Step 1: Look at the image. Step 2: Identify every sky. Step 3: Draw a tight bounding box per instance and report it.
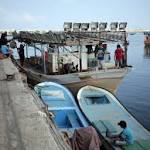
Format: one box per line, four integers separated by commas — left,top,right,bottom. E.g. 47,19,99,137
0,0,150,30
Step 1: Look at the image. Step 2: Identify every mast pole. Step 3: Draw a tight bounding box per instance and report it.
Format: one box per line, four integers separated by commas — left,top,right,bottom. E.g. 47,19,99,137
57,46,60,74
124,31,128,67
34,43,36,57
42,44,46,74
26,44,28,59
79,39,82,72
34,43,37,65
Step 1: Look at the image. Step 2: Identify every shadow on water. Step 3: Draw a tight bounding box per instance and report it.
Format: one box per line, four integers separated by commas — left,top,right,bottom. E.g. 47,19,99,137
144,45,150,57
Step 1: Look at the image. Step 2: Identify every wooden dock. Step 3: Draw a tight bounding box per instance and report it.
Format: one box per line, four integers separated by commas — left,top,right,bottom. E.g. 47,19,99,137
0,58,70,150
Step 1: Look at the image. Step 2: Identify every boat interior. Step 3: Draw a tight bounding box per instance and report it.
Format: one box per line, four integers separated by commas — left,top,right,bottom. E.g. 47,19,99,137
51,109,84,129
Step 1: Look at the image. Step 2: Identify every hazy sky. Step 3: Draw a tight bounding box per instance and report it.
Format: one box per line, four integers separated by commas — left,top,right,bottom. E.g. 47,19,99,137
0,0,149,30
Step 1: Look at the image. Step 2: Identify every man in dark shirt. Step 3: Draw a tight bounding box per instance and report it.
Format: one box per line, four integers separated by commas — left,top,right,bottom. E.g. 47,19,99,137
17,44,25,66
0,32,8,47
114,44,124,68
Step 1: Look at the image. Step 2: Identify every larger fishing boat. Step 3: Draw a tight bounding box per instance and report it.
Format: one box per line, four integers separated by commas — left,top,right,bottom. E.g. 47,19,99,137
12,22,129,94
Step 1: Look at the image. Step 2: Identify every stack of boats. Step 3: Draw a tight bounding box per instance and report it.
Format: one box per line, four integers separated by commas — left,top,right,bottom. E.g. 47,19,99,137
34,82,150,150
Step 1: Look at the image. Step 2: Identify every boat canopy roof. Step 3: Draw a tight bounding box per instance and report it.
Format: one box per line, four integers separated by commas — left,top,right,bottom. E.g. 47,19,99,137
12,30,127,46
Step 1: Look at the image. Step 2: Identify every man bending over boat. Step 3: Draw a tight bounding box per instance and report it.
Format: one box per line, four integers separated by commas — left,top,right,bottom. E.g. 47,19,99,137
106,120,134,146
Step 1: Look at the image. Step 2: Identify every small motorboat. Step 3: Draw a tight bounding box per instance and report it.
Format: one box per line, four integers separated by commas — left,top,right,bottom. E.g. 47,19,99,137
34,82,89,132
77,85,150,150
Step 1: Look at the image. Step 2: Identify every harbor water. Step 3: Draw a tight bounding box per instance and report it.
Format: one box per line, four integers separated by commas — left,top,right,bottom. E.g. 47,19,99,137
112,33,150,131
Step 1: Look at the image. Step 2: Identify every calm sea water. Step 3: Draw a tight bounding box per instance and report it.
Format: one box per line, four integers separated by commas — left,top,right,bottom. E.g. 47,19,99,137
113,33,150,131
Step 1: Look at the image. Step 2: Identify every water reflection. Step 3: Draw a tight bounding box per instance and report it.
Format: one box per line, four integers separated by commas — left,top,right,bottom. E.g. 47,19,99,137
144,46,150,56
117,33,150,130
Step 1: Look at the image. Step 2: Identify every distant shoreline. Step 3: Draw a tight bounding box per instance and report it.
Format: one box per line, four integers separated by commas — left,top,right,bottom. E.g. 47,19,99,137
0,29,150,34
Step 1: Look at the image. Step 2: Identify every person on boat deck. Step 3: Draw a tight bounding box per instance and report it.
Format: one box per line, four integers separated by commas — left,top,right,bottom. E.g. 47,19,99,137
94,44,99,57
114,44,124,68
97,48,104,70
106,120,134,146
94,43,104,57
69,62,76,73
17,44,25,67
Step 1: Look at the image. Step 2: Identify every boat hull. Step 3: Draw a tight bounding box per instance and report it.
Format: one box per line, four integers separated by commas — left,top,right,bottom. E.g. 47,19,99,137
27,68,129,96
12,58,129,95
65,77,123,96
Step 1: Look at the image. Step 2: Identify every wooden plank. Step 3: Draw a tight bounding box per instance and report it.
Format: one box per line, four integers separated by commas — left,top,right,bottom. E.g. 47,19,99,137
67,113,80,128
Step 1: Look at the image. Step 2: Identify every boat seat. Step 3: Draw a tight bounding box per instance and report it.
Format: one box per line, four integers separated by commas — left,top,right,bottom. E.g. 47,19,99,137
48,106,75,111
123,139,150,150
101,120,117,133
92,120,107,133
67,113,80,128
92,120,117,135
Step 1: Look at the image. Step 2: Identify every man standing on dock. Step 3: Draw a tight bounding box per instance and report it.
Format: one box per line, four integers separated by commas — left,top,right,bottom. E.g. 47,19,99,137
17,44,25,67
0,32,10,58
